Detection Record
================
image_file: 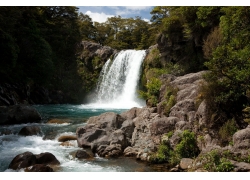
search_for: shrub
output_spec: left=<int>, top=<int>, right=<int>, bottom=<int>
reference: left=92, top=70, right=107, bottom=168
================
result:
left=175, top=130, right=200, bottom=159
left=149, top=143, right=171, bottom=164
left=200, top=150, right=234, bottom=172
left=218, top=118, right=238, bottom=145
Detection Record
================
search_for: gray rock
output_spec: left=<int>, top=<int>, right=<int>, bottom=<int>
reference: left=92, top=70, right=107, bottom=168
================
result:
left=233, top=161, right=250, bottom=172
left=87, top=112, right=124, bottom=130
left=150, top=116, right=177, bottom=136
left=121, top=119, right=135, bottom=138
left=233, top=127, right=250, bottom=153
left=180, top=158, right=194, bottom=170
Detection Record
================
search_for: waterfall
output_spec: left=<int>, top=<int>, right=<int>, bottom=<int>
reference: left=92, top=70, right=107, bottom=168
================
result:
left=92, top=49, right=146, bottom=109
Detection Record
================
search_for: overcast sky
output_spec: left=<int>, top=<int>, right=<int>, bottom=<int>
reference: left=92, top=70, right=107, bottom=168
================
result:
left=78, top=6, right=154, bottom=23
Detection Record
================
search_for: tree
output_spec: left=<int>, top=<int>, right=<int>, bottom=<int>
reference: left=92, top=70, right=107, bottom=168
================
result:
left=204, top=7, right=250, bottom=118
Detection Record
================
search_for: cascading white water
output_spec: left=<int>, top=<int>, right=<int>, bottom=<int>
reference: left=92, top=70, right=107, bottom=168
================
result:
left=91, top=50, right=146, bottom=109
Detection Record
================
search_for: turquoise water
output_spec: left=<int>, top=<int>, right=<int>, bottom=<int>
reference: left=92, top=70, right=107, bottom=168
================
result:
left=0, top=104, right=159, bottom=172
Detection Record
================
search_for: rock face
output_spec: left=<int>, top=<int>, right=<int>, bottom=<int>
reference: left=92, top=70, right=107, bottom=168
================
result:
left=0, top=105, right=42, bottom=125
left=232, top=125, right=250, bottom=154
left=76, top=71, right=214, bottom=160
left=0, top=83, right=69, bottom=106
left=9, top=151, right=60, bottom=171
left=75, top=70, right=250, bottom=171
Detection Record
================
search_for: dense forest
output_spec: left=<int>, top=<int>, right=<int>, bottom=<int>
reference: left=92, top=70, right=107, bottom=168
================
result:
left=1, top=6, right=250, bottom=116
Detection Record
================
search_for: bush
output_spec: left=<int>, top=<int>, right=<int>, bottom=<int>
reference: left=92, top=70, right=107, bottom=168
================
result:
left=150, top=130, right=200, bottom=166
left=218, top=118, right=238, bottom=145
left=149, top=143, right=171, bottom=164
left=200, top=150, right=234, bottom=172
left=139, top=77, right=161, bottom=107
left=175, top=130, right=200, bottom=159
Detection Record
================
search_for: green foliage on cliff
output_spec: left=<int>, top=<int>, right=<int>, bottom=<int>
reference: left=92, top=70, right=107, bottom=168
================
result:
left=150, top=130, right=199, bottom=165
left=198, top=150, right=234, bottom=172
left=139, top=78, right=161, bottom=107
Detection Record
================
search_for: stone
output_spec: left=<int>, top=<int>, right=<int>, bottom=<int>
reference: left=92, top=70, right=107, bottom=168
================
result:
left=180, top=158, right=194, bottom=170
left=75, top=150, right=93, bottom=159
left=57, top=135, right=77, bottom=142
left=35, top=152, right=60, bottom=165
left=233, top=127, right=250, bottom=153
left=150, top=117, right=177, bottom=136
left=18, top=126, right=42, bottom=136
left=8, top=151, right=37, bottom=170
left=233, top=162, right=250, bottom=172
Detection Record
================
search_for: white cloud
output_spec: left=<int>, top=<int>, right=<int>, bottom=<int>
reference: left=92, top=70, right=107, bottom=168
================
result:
left=85, top=11, right=114, bottom=23
left=125, top=6, right=151, bottom=11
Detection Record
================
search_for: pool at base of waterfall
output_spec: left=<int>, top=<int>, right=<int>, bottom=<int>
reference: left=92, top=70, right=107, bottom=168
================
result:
left=0, top=104, right=166, bottom=172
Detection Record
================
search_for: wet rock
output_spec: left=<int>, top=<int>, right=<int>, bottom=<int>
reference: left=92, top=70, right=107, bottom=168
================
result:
left=35, top=152, right=60, bottom=165
left=75, top=150, right=93, bottom=159
left=25, top=164, right=54, bottom=172
left=8, top=151, right=37, bottom=170
left=57, top=135, right=77, bottom=142
left=18, top=126, right=42, bottom=136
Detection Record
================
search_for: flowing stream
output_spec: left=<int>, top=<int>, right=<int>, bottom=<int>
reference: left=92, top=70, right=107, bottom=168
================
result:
left=0, top=50, right=163, bottom=172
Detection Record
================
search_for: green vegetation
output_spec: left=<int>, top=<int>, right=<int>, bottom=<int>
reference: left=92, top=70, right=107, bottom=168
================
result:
left=150, top=130, right=199, bottom=166
left=139, top=77, right=161, bottom=107
left=218, top=119, right=238, bottom=145
left=198, top=150, right=234, bottom=172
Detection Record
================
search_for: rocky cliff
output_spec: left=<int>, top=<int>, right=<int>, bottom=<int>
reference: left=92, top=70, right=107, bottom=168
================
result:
left=76, top=71, right=250, bottom=172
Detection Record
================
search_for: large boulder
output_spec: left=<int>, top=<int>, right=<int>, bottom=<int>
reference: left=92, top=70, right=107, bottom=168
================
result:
left=87, top=112, right=125, bottom=130
left=76, top=125, right=107, bottom=148
left=18, top=126, right=42, bottom=136
left=8, top=151, right=37, bottom=170
left=9, top=151, right=60, bottom=171
left=35, top=152, right=60, bottom=165
left=0, top=105, right=42, bottom=125
left=150, top=116, right=178, bottom=136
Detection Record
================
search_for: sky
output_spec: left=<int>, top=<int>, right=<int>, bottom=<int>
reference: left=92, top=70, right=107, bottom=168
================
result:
left=3, top=0, right=250, bottom=24
left=78, top=6, right=154, bottom=23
